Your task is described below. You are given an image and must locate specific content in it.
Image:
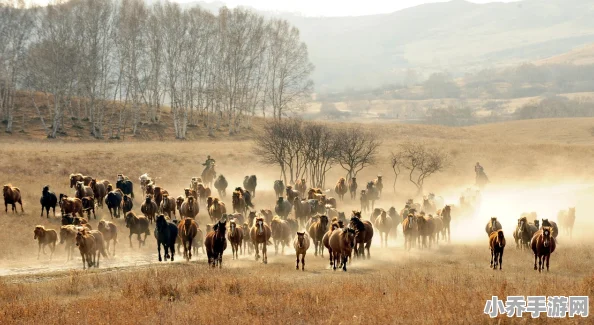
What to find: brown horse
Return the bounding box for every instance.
[208,198,226,224]
[308,215,329,257]
[531,227,556,273]
[329,228,356,271]
[59,225,80,261]
[489,229,506,270]
[75,229,96,269]
[89,179,108,208]
[350,211,374,259]
[70,173,92,188]
[348,178,357,200]
[485,217,502,236]
[334,178,348,201]
[293,231,311,271]
[228,219,244,259]
[374,210,393,248]
[141,195,158,224]
[3,184,24,214]
[196,184,212,205]
[75,181,94,200]
[359,190,369,214]
[205,219,227,268]
[402,214,417,251]
[271,216,292,255]
[98,220,118,256]
[250,216,272,264]
[295,178,307,198]
[124,211,150,248]
[557,207,576,239]
[178,218,198,261]
[180,196,199,219]
[184,188,198,200]
[242,223,252,254]
[323,221,340,267]
[286,186,300,203]
[153,186,168,211]
[60,194,83,218]
[34,226,57,260]
[81,196,96,220]
[160,194,177,220]
[373,176,383,197]
[232,191,247,216]
[541,219,559,239]
[441,205,452,242]
[260,209,273,226]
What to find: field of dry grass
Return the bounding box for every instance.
[1,118,594,323]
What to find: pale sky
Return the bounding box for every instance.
[27,0,521,17]
[181,0,521,17]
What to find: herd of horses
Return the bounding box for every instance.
[1,171,578,273]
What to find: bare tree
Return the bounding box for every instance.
[303,123,339,188]
[266,19,314,120]
[0,1,35,133]
[390,151,405,193]
[397,141,450,195]
[336,127,381,180]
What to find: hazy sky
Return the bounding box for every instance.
[28,0,521,16]
[177,0,521,17]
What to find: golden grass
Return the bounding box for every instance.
[1,118,594,323]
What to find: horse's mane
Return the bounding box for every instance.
[350,216,365,231]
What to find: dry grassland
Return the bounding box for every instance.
[1,118,594,324]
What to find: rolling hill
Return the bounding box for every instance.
[176,0,594,91]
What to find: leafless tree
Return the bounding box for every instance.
[335,127,381,180]
[303,123,339,188]
[266,19,314,120]
[397,141,451,195]
[390,151,405,193]
[0,1,35,133]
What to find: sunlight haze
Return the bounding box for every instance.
[28,0,521,16]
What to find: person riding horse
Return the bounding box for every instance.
[202,156,216,170]
[475,162,489,186]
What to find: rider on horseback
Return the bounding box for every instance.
[475,162,489,186]
[202,155,216,169]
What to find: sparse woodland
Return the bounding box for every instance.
[0,0,314,138]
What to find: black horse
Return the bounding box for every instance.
[154,214,178,262]
[116,178,134,199]
[105,190,123,218]
[40,185,58,218]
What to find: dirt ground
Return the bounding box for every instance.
[1,118,594,324]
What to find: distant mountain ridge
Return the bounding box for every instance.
[150,0,594,91]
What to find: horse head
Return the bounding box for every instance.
[542,227,552,247]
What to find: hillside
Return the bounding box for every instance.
[535,43,594,65]
[177,0,594,91]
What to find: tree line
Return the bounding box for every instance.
[255,118,450,194]
[0,0,314,138]
[254,118,381,188]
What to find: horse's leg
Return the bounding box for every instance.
[366,242,371,259]
[296,252,299,270]
[37,243,41,260]
[50,242,55,260]
[490,249,494,268]
[255,242,260,261]
[299,253,305,271]
[81,251,86,270]
[533,253,537,270]
[319,240,323,258]
[545,254,550,271]
[263,243,268,264]
[171,243,175,262]
[499,249,503,270]
[538,255,542,273]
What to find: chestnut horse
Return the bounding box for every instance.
[228,219,244,259]
[531,227,556,273]
[3,184,24,214]
[250,216,271,264]
[489,230,506,270]
[205,219,227,268]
